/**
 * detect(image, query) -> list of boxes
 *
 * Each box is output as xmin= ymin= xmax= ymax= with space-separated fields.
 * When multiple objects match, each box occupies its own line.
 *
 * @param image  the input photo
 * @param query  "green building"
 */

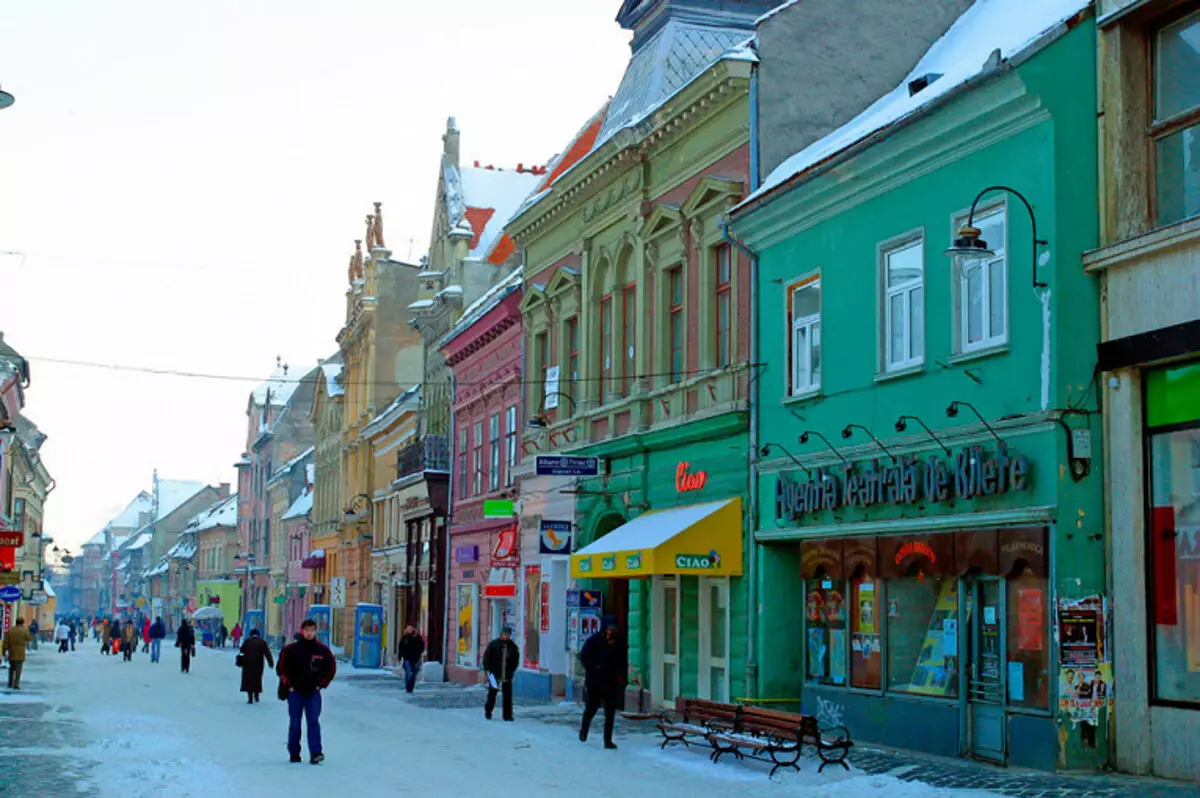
xmin=727 ymin=2 xmax=1104 ymax=771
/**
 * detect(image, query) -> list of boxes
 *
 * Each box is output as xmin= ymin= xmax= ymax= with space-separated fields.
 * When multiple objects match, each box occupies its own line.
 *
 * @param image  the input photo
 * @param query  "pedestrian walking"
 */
xmin=218 ymin=624 xmax=228 ymax=649
xmin=106 ymin=619 xmax=118 ymax=656
xmin=68 ymin=620 xmax=77 ymax=651
xmin=482 ymin=626 xmax=519 ymax=722
xmin=3 ymin=618 xmax=31 ymax=689
xmin=149 ymin=617 xmax=166 ymax=663
xmin=141 ymin=619 xmax=151 ymax=653
xmin=55 ymin=620 xmax=70 ymax=653
xmin=176 ymin=620 xmax=196 ymax=674
xmin=230 ymin=622 xmax=243 ymax=649
xmin=27 ymin=620 xmax=39 ymax=651
xmin=120 ymin=622 xmax=136 ymax=661
xmin=277 ymin=619 xmax=336 ymax=764
xmin=238 ymin=629 xmax=274 ymax=704
xmin=396 ymin=625 xmax=425 ymax=694
xmin=578 ymin=615 xmax=627 ymax=750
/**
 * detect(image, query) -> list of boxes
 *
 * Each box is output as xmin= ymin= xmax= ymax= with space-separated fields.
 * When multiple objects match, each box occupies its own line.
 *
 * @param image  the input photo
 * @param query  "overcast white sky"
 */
xmin=0 ymin=0 xmax=631 ymax=552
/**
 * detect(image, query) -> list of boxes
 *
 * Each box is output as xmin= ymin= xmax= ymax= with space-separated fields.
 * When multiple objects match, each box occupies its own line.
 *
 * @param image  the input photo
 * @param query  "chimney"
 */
xmin=219 ymin=482 xmax=231 ymax=497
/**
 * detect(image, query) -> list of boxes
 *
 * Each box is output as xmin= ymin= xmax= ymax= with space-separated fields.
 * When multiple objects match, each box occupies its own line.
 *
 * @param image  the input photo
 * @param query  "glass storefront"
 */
xmin=801 ymin=528 xmax=1050 ymax=709
xmin=1146 ymin=360 xmax=1200 ymax=706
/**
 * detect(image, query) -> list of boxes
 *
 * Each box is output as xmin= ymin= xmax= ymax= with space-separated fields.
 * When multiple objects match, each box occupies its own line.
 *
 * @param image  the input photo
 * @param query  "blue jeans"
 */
xmin=150 ymin=639 xmax=162 ymax=662
xmin=287 ymin=691 xmax=323 ymax=756
xmin=402 ymin=660 xmax=418 ymax=693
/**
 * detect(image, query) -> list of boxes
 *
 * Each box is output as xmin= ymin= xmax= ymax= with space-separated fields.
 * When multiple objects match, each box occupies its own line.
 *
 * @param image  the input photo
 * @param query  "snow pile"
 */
xmin=188 ymin=494 xmax=238 ymax=532
xmin=283 ymin=488 xmax=312 ymax=521
xmin=251 ymin=363 xmax=302 ymax=408
xmin=320 ymin=358 xmax=344 ymax=398
xmin=744 ymin=0 xmax=1090 ymax=206
xmin=458 ymin=166 xmax=542 ymax=259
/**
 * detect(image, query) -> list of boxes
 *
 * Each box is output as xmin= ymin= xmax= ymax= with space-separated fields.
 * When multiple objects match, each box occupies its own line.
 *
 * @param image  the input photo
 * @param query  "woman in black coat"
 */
xmin=176 ymin=620 xmax=196 ymax=674
xmin=238 ymin=629 xmax=274 ymax=703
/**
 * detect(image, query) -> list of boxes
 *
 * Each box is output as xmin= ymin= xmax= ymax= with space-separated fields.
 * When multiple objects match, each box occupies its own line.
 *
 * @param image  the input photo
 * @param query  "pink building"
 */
xmin=282 ymin=475 xmax=313 ymax=639
xmin=439 ymin=269 xmax=523 ymax=684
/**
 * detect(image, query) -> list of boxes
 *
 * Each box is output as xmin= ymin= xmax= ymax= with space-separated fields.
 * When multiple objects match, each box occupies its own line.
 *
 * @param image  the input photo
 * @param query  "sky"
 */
xmin=0 ymin=0 xmax=632 ymax=552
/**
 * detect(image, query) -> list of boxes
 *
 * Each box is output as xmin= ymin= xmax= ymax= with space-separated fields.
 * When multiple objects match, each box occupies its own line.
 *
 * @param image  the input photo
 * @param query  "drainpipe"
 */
xmin=442 ymin=370 xmax=457 ymax=674
xmin=718 ymin=57 xmax=762 ymax=699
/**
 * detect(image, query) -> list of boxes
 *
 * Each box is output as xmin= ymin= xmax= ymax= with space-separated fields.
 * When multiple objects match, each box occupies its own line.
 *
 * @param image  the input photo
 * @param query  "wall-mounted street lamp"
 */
xmin=894 ymin=415 xmax=952 ymax=456
xmin=841 ymin=424 xmax=896 ymax=462
xmin=798 ymin=430 xmax=846 ymax=462
xmin=945 ymin=185 xmax=1047 ymax=289
xmin=527 ymin=392 xmax=577 ymax=429
xmin=945 ymin=401 xmax=1002 ymax=445
xmin=759 ymin=443 xmax=811 ymax=476
xmin=344 ymin=493 xmax=371 ymax=518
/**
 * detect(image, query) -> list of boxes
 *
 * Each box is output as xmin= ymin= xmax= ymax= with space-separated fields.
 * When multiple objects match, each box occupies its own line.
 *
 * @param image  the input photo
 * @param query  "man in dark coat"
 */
xmin=176 ymin=620 xmax=196 ymax=673
xmin=396 ymin=625 xmax=425 ymax=694
xmin=578 ymin=615 xmax=627 ymax=750
xmin=239 ymin=629 xmax=275 ymax=704
xmin=277 ymin=619 xmax=336 ymax=764
xmin=482 ymin=625 xmax=519 ymax=722
xmin=149 ymin=617 xmax=166 ymax=663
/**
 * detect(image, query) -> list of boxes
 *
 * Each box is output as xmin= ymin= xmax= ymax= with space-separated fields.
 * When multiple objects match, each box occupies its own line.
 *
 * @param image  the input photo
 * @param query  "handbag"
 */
xmin=235 ymin=654 xmax=245 ymax=667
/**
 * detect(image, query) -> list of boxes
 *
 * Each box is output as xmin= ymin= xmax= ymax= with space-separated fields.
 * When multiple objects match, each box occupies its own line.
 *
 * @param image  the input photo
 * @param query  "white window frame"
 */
xmin=880 ymin=232 xmax=925 ymax=372
xmin=788 ymin=274 xmax=821 ymax=397
xmin=488 ymin=413 xmax=501 ymax=492
xmin=952 ymin=202 xmax=1008 ymax=354
xmin=504 ymin=405 xmax=518 ymax=487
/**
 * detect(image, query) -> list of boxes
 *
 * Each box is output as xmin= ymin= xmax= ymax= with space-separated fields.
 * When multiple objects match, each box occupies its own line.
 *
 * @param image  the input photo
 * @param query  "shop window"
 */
xmin=1153 ymin=9 xmax=1200 ymax=226
xmin=1146 ymin=360 xmax=1200 ymax=705
xmin=802 ymin=540 xmax=846 ymax=686
xmin=881 ymin=534 xmax=957 ymax=697
xmin=788 ymin=275 xmax=821 ymax=396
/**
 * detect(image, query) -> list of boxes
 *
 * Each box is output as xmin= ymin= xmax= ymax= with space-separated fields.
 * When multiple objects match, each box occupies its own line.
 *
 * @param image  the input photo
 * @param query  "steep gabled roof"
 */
xmin=155 ymin=480 xmax=210 ymax=521
xmin=456 ymin=166 xmax=542 ymax=261
xmin=186 ymin=494 xmax=238 ymax=532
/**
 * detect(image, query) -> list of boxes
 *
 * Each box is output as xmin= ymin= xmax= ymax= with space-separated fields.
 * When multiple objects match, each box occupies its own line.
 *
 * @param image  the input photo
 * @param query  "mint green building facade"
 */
xmin=729 ymin=16 xmax=1105 ymax=772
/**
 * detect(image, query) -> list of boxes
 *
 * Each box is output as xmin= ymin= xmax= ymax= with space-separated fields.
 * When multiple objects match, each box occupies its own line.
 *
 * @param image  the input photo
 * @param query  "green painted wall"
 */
xmin=739 ymin=22 xmax=1104 ymax=769
xmin=573 ymin=414 xmax=750 ymax=702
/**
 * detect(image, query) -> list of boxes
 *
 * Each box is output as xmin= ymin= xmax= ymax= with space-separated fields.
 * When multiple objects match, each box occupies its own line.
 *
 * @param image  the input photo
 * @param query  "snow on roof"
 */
xmin=320 ymin=358 xmax=344 ymax=398
xmin=188 ymin=494 xmax=238 ymax=532
xmin=756 ymin=0 xmax=798 ymax=25
xmin=83 ymin=530 xmax=107 ymax=547
xmin=408 ymin=299 xmax=436 ymax=310
xmin=361 ymin=384 xmax=421 ymax=440
xmin=283 ymin=488 xmax=313 ymax=521
xmin=457 ymin=166 xmax=542 ymax=260
xmin=741 ymin=0 xmax=1089 ymax=208
xmin=438 ymin=267 xmax=523 ymax=350
xmin=107 ymin=492 xmax=153 ymax=530
xmin=595 ymin=20 xmax=751 ymax=151
xmin=155 ymin=480 xmax=209 ymax=521
xmin=126 ymin=532 xmax=153 ymax=551
xmin=251 ymin=364 xmax=302 ymax=408
xmin=272 ymin=446 xmax=314 ymax=481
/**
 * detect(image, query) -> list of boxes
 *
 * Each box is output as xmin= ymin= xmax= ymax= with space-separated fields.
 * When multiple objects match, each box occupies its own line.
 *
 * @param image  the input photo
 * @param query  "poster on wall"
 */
xmin=457 ymin=584 xmax=476 ymax=667
xmin=1057 ymin=595 xmax=1112 ymax=726
xmin=829 ymin=629 xmax=847 ymax=685
xmin=905 ymin=580 xmax=959 ymax=696
xmin=524 ymin=565 xmax=541 ymax=670
xmin=807 ymin=628 xmax=827 ymax=680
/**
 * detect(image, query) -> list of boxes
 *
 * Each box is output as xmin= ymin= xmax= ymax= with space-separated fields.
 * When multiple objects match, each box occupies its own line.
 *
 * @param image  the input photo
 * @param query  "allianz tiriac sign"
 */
xmin=774 ymin=444 xmax=1031 ymax=523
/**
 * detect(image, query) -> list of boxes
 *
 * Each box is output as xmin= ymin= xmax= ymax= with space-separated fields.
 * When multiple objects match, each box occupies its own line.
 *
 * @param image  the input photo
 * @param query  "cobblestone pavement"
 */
xmin=0 ymin=668 xmax=91 ymax=794
xmin=368 ymin=674 xmax=1200 ymax=798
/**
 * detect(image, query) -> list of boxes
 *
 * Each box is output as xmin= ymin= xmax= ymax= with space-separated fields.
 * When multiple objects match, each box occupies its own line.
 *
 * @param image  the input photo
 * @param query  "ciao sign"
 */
xmin=675 ymin=462 xmax=707 ymax=493
xmin=775 ymin=445 xmax=1030 ymax=523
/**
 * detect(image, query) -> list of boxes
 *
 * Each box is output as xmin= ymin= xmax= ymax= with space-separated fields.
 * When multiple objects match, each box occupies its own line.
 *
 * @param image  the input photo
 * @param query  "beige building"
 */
xmin=1085 ymin=0 xmax=1200 ymax=781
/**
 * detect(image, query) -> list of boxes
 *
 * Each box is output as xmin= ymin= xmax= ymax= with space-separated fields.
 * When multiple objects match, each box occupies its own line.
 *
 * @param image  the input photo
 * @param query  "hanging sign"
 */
xmin=0 ymin=532 xmax=23 ymax=548
xmin=491 ymin=526 xmax=520 ymax=569
xmin=675 ymin=462 xmax=707 ymax=492
xmin=483 ymin=499 xmax=515 ymax=519
xmin=544 ymin=366 xmax=561 ymax=409
xmin=775 ymin=444 xmax=1030 ymax=523
xmin=538 ymin=520 xmax=572 ymax=555
xmin=0 ymin=585 xmax=21 ymax=602
xmin=535 ymin=455 xmax=599 ymax=477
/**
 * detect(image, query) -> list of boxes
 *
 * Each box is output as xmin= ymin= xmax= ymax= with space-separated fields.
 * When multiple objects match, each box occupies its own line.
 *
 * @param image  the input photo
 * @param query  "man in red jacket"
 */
xmin=277 ymin=619 xmax=336 ymax=764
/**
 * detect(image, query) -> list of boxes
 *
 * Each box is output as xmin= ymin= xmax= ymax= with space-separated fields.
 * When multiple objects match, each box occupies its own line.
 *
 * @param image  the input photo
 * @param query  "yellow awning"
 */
xmin=570 ymin=497 xmax=743 ymax=579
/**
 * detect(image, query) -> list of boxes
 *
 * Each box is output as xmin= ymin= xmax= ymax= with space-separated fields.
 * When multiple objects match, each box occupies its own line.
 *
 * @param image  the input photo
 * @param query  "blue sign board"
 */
xmin=0 ymin=586 xmax=21 ymax=602
xmin=535 ymin=455 xmax=600 ymax=477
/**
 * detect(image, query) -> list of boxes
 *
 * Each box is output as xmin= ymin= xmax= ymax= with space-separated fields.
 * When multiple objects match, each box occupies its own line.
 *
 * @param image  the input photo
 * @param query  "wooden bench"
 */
xmin=657 ymin=697 xmax=740 ymax=750
xmin=709 ymin=706 xmax=854 ymax=777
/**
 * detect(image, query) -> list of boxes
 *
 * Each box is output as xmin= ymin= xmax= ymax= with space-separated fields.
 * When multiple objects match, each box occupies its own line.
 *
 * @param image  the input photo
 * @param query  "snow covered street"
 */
xmin=0 ymin=645 xmax=994 ymax=798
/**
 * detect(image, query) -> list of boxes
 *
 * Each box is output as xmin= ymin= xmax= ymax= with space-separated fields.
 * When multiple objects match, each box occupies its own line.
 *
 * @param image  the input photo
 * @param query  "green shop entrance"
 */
xmin=757 ymin=431 xmax=1107 ymax=772
xmin=570 ymin=414 xmax=750 ymax=710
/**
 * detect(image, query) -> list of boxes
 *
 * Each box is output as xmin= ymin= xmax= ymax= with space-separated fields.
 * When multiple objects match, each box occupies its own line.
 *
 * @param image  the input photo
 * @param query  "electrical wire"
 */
xmin=24 ymin=354 xmax=762 ymax=391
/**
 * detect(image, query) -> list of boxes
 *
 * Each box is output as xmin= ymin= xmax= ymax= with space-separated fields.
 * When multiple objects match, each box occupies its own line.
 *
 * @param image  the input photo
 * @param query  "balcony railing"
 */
xmin=396 ymin=435 xmax=449 ymax=480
